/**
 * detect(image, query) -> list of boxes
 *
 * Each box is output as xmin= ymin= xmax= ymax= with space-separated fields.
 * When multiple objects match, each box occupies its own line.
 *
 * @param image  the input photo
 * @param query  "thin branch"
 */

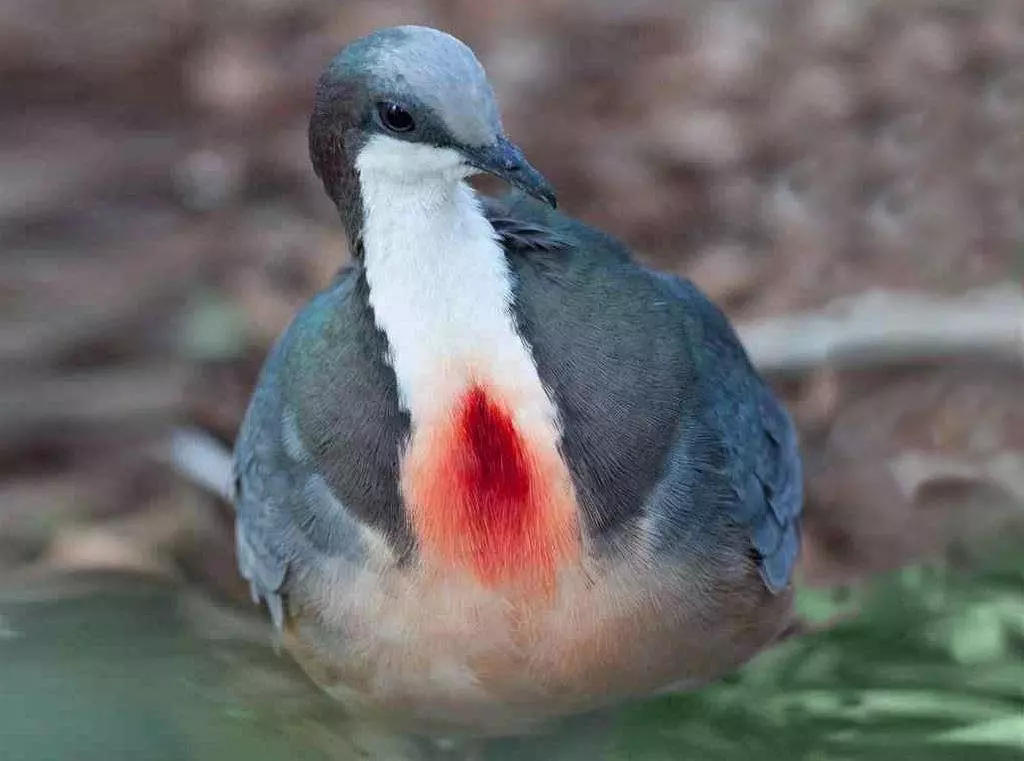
xmin=737 ymin=283 xmax=1024 ymax=376
xmin=891 ymin=450 xmax=1024 ymax=508
xmin=166 ymin=427 xmax=235 ymax=504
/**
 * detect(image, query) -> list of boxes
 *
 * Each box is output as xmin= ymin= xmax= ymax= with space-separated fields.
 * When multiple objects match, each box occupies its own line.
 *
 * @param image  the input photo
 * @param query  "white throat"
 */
xmin=355 ymin=136 xmax=552 ymax=425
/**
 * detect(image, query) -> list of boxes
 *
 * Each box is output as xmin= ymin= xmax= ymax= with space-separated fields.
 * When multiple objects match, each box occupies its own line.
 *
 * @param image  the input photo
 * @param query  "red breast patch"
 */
xmin=403 ymin=383 xmax=579 ymax=591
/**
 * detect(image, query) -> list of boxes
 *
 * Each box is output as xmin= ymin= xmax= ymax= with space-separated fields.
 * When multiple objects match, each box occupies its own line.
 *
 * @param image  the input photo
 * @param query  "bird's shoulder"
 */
xmin=481 ymin=191 xmax=634 ymax=271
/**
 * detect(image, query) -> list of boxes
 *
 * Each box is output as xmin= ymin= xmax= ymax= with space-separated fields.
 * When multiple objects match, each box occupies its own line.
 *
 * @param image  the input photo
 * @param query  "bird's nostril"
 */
xmin=504 ymin=161 xmax=518 ymax=172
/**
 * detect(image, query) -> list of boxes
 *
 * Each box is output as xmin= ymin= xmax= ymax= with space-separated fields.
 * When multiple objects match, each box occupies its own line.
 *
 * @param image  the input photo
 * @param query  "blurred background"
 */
xmin=2 ymin=1 xmax=1023 ymax=759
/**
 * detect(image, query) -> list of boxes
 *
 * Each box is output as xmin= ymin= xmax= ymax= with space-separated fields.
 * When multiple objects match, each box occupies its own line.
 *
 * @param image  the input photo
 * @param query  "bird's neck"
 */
xmin=358 ymin=173 xmax=529 ymax=420
xmin=357 ymin=172 xmax=581 ymax=591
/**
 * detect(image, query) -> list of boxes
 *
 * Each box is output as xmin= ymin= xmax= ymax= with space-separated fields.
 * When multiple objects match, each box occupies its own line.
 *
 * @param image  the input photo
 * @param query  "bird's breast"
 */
xmin=402 ymin=380 xmax=580 ymax=593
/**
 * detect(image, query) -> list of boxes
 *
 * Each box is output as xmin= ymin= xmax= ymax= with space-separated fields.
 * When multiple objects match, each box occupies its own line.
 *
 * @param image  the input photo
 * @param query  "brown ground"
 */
xmin=3 ymin=0 xmax=1023 ymax=607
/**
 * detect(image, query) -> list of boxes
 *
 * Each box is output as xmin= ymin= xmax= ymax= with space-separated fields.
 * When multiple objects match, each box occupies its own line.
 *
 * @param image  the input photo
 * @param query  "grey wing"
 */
xmin=232 ymin=333 xmax=306 ymax=631
xmin=664 ymin=274 xmax=804 ymax=593
xmin=232 ymin=280 xmax=379 ymax=632
xmin=728 ymin=381 xmax=803 ymax=592
xmin=480 ymin=193 xmax=803 ymax=590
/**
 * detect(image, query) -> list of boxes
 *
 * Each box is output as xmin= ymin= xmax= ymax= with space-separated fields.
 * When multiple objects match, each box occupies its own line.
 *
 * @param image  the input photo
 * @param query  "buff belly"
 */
xmin=282 ymin=382 xmax=790 ymax=735
xmin=284 ymin=555 xmax=791 ymax=736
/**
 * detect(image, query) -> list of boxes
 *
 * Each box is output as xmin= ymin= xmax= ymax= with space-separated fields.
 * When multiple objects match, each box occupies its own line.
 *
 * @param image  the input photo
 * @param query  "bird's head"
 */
xmin=309 ymin=25 xmax=555 ymax=239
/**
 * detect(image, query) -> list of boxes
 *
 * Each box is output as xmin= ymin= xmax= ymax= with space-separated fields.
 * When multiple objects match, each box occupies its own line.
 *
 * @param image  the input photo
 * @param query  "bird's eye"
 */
xmin=377 ymin=102 xmax=416 ymax=133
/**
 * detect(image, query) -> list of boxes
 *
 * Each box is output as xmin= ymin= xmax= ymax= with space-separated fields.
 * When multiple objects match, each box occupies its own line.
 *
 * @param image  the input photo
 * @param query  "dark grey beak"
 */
xmin=463 ymin=136 xmax=557 ymax=208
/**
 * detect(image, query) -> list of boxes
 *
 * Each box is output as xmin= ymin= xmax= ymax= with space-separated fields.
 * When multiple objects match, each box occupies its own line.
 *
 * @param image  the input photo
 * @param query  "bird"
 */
xmin=232 ymin=24 xmax=803 ymax=738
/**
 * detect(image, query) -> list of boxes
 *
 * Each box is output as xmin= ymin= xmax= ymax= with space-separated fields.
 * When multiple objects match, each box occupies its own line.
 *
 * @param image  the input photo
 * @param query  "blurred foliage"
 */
xmin=601 ymin=541 xmax=1024 ymax=761
xmin=177 ymin=287 xmax=251 ymax=362
xmin=2 ymin=536 xmax=1021 ymax=760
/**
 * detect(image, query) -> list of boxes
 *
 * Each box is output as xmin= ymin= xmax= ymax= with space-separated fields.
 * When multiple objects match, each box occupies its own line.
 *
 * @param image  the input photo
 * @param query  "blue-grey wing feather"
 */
xmin=659 ymin=274 xmax=803 ymax=592
xmin=233 ymin=340 xmax=297 ymax=630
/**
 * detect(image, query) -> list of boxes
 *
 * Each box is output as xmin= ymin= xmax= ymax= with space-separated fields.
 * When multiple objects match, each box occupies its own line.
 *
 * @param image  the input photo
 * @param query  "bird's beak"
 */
xmin=463 ymin=136 xmax=557 ymax=208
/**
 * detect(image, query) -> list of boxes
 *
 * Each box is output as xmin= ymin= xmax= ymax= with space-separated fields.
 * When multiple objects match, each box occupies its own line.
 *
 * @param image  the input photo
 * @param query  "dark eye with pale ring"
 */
xmin=377 ymin=102 xmax=416 ymax=133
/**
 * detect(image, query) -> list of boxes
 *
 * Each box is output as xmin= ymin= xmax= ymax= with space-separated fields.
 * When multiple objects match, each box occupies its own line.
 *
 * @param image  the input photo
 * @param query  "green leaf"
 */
xmin=932 ymin=716 xmax=1024 ymax=748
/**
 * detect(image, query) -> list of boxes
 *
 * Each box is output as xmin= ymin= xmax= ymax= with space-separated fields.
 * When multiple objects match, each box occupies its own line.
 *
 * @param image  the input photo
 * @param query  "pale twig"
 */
xmin=891 ymin=450 xmax=1024 ymax=508
xmin=167 ymin=427 xmax=235 ymax=504
xmin=737 ymin=284 xmax=1024 ymax=376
